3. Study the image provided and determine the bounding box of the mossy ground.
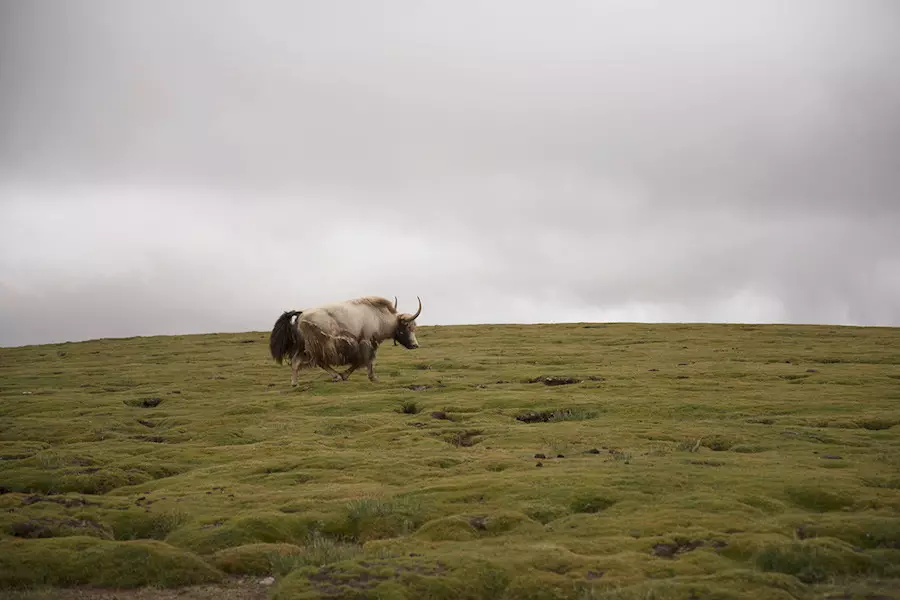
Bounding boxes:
[1,323,899,599]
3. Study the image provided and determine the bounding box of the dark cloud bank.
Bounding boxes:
[2,1,899,346]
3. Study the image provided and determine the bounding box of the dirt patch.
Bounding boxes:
[8,516,111,539]
[517,407,596,423]
[431,410,459,421]
[652,538,706,558]
[516,411,555,423]
[527,375,582,386]
[137,419,156,428]
[859,419,895,431]
[8,520,54,538]
[307,560,448,597]
[124,397,163,408]
[408,385,431,391]
[436,429,484,447]
[0,579,271,600]
[21,494,94,508]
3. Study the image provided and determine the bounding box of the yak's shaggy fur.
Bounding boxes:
[269,310,303,365]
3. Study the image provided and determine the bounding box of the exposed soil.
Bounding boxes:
[652,539,704,557]
[437,429,483,447]
[430,411,457,421]
[0,579,271,600]
[651,538,727,558]
[514,409,583,423]
[123,397,162,408]
[8,517,110,539]
[306,561,447,598]
[526,376,581,386]
[21,494,94,508]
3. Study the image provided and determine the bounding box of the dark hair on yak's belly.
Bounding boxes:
[334,337,362,366]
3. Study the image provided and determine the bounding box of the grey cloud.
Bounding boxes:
[1,0,899,346]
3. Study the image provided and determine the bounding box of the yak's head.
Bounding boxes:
[393,296,422,349]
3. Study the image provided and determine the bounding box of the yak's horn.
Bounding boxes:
[409,296,422,320]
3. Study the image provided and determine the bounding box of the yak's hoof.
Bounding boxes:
[368,376,379,382]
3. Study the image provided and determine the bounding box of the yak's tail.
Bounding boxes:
[269,310,303,364]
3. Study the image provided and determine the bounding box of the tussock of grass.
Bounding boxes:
[397,400,421,414]
[268,534,362,573]
[784,486,856,512]
[1,322,899,597]
[271,556,510,600]
[107,509,189,540]
[0,537,221,588]
[342,496,426,542]
[755,538,891,583]
[571,495,617,514]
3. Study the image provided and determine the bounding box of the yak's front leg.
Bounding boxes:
[323,365,348,382]
[340,340,373,381]
[340,364,360,380]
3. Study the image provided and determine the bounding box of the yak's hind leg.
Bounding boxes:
[290,352,304,386]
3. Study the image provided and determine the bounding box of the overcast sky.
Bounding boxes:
[1,1,899,347]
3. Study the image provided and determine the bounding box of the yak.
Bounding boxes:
[269,295,422,385]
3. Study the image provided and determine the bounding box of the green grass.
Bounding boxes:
[1,322,899,599]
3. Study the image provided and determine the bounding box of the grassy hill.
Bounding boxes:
[1,322,899,600]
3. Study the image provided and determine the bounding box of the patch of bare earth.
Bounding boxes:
[0,579,270,600]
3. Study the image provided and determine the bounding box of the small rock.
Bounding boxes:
[586,448,601,454]
[259,576,275,586]
[534,453,547,459]
[822,455,843,460]
[806,369,818,373]
[535,462,543,467]
[648,368,659,372]
[556,454,565,459]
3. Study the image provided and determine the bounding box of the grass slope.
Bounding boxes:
[1,322,899,599]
